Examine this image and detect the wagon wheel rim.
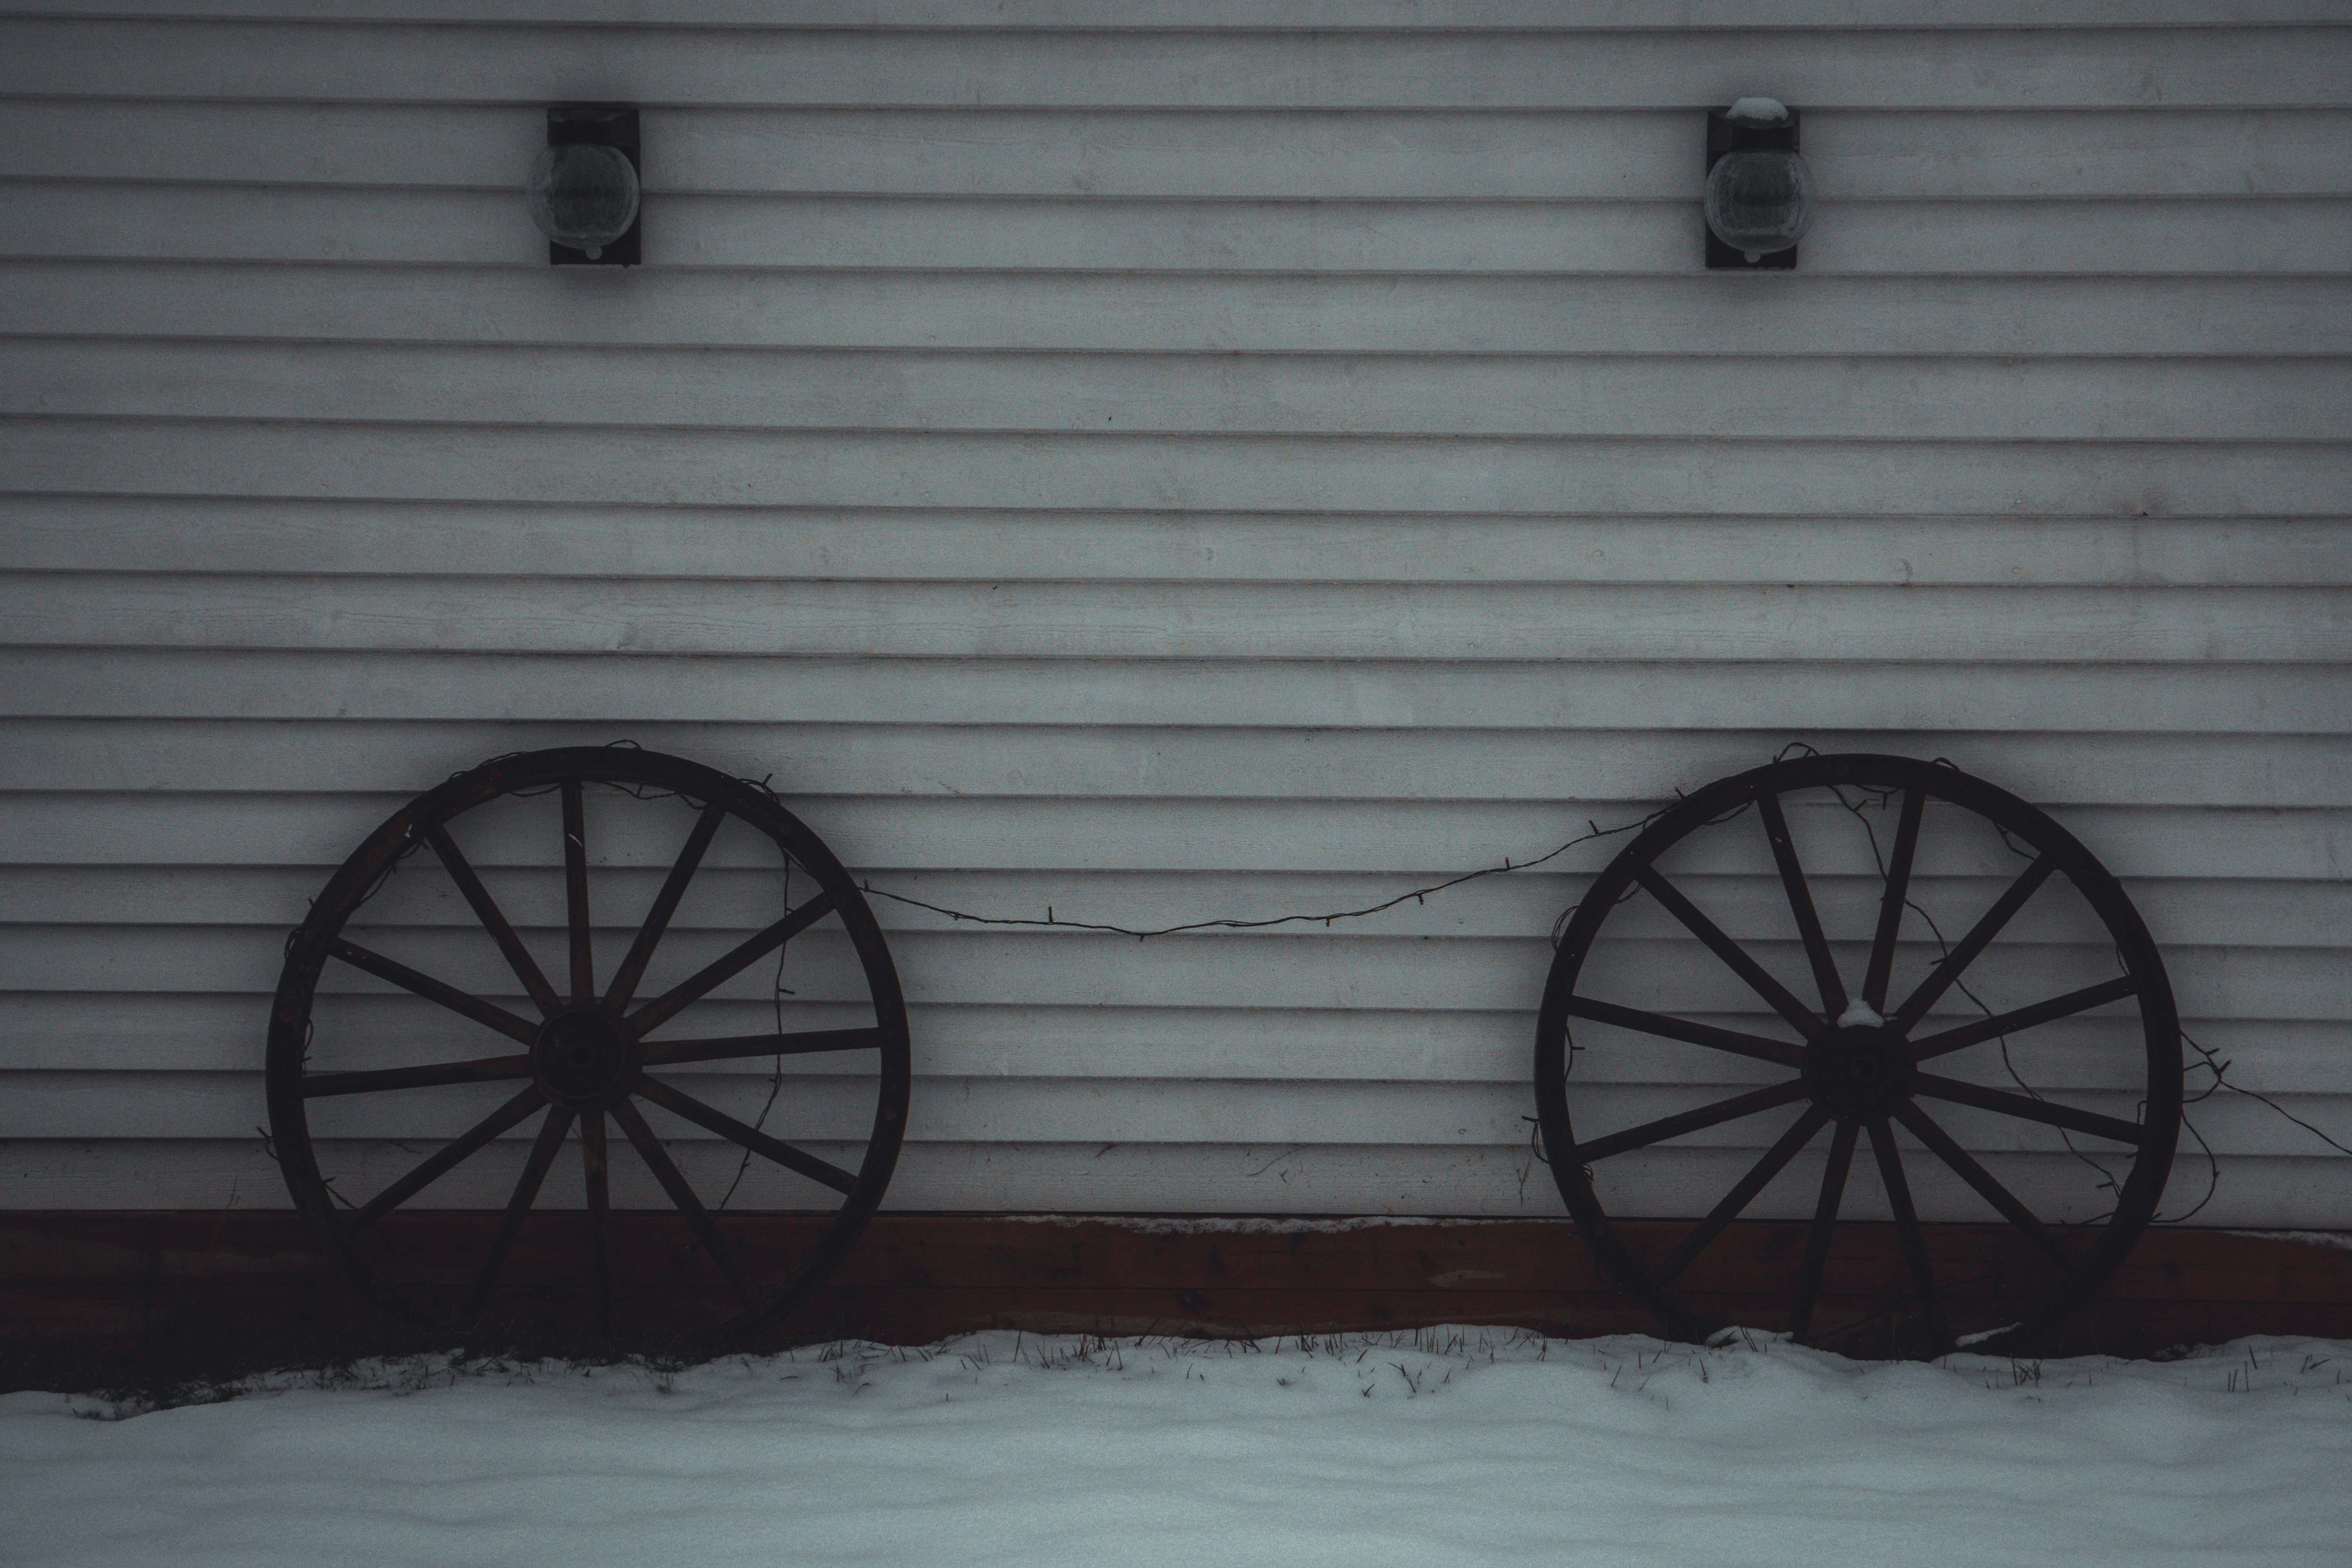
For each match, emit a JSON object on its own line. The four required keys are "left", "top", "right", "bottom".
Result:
{"left": 265, "top": 746, "right": 911, "bottom": 1349}
{"left": 1534, "top": 753, "right": 2181, "bottom": 1359}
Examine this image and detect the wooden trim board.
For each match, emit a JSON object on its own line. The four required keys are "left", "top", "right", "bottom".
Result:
{"left": 7, "top": 1212, "right": 2352, "bottom": 1385}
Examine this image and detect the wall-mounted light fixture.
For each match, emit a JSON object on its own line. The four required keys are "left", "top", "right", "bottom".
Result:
{"left": 526, "top": 103, "right": 641, "bottom": 266}
{"left": 1704, "top": 97, "right": 1812, "bottom": 270}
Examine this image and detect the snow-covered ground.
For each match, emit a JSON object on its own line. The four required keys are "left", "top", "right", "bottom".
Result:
{"left": 7, "top": 1329, "right": 2352, "bottom": 1566}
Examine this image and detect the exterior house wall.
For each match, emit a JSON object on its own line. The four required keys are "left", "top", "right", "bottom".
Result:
{"left": 1, "top": 4, "right": 2346, "bottom": 1227}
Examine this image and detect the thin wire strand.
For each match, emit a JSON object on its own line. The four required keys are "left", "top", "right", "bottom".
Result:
{"left": 857, "top": 811, "right": 1669, "bottom": 944}
{"left": 718, "top": 857, "right": 795, "bottom": 1210}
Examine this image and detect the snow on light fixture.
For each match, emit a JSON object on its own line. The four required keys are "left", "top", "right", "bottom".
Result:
{"left": 1704, "top": 97, "right": 1812, "bottom": 270}
{"left": 526, "top": 104, "right": 641, "bottom": 266}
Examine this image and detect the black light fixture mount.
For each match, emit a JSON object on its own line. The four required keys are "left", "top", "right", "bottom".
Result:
{"left": 528, "top": 103, "right": 641, "bottom": 267}
{"left": 1704, "top": 98, "right": 1812, "bottom": 271}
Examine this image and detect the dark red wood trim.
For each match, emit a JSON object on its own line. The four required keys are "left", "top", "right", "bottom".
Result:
{"left": 6, "top": 1213, "right": 2350, "bottom": 1385}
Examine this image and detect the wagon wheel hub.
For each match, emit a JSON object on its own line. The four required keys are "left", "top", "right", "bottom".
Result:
{"left": 1803, "top": 1025, "right": 1915, "bottom": 1123}
{"left": 533, "top": 1006, "right": 639, "bottom": 1109}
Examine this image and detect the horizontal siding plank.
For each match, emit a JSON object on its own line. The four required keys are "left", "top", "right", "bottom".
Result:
{"left": 5, "top": 794, "right": 2337, "bottom": 882}
{"left": 1811, "top": 107, "right": 2352, "bottom": 200}
{"left": 1, "top": 1138, "right": 2334, "bottom": 1226}
{"left": 0, "top": 1083, "right": 2318, "bottom": 1191}
{"left": 10, "top": 104, "right": 2350, "bottom": 201}
{"left": 11, "top": 992, "right": 2341, "bottom": 1094}
{"left": 0, "top": 991, "right": 2178, "bottom": 1074}
{"left": 4, "top": 722, "right": 2346, "bottom": 807}
{"left": 10, "top": 863, "right": 2341, "bottom": 951}
{"left": 7, "top": 922, "right": 2342, "bottom": 1018}
{"left": 0, "top": 1000, "right": 2265, "bottom": 1104}
{"left": 10, "top": 1072, "right": 2333, "bottom": 1160}
{"left": 6, "top": 421, "right": 2347, "bottom": 516}
{"left": 7, "top": 992, "right": 2343, "bottom": 1091}
{"left": 5, "top": 575, "right": 2343, "bottom": 662}
{"left": 3, "top": 652, "right": 2339, "bottom": 734}
{"left": 3, "top": 500, "right": 2341, "bottom": 587}
{"left": 4, "top": 22, "right": 2348, "bottom": 110}
{"left": 13, "top": 184, "right": 2350, "bottom": 274}
{"left": 9, "top": 5, "right": 2345, "bottom": 31}
{"left": 11, "top": 265, "right": 2346, "bottom": 355}
{"left": 13, "top": 342, "right": 2351, "bottom": 441}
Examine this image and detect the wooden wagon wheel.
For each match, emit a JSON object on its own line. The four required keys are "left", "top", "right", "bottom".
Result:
{"left": 266, "top": 746, "right": 910, "bottom": 1347}
{"left": 1534, "top": 753, "right": 2181, "bottom": 1357}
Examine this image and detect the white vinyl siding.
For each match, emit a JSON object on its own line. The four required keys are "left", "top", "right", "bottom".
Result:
{"left": 0, "top": 5, "right": 2345, "bottom": 1223}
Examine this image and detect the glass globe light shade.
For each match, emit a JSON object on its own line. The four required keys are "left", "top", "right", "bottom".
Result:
{"left": 525, "top": 143, "right": 640, "bottom": 258}
{"left": 1703, "top": 148, "right": 1815, "bottom": 262}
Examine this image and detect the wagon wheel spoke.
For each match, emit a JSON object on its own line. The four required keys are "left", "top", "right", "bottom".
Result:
{"left": 1572, "top": 1078, "right": 1810, "bottom": 1164}
{"left": 1891, "top": 1102, "right": 2074, "bottom": 1271}
{"left": 1861, "top": 788, "right": 1924, "bottom": 1013}
{"left": 604, "top": 801, "right": 726, "bottom": 1012}
{"left": 328, "top": 939, "right": 539, "bottom": 1045}
{"left": 1655, "top": 1106, "right": 1828, "bottom": 1285}
{"left": 1867, "top": 1118, "right": 1948, "bottom": 1349}
{"left": 581, "top": 1107, "right": 612, "bottom": 1338}
{"left": 465, "top": 1105, "right": 575, "bottom": 1319}
{"left": 1889, "top": 857, "right": 2056, "bottom": 1033}
{"left": 628, "top": 892, "right": 839, "bottom": 1037}
{"left": 1558, "top": 997, "right": 1803, "bottom": 1069}
{"left": 635, "top": 1074, "right": 859, "bottom": 1195}
{"left": 1908, "top": 976, "right": 2141, "bottom": 1065}
{"left": 562, "top": 778, "right": 594, "bottom": 1003}
{"left": 425, "top": 824, "right": 560, "bottom": 1018}
{"left": 301, "top": 1053, "right": 534, "bottom": 1098}
{"left": 1789, "top": 1118, "right": 1860, "bottom": 1340}
{"left": 349, "top": 1085, "right": 547, "bottom": 1230}
{"left": 640, "top": 1027, "right": 887, "bottom": 1068}
{"left": 1911, "top": 1072, "right": 2146, "bottom": 1147}
{"left": 1633, "top": 865, "right": 1824, "bottom": 1038}
{"left": 609, "top": 1095, "right": 751, "bottom": 1304}
{"left": 1757, "top": 792, "right": 1847, "bottom": 1019}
